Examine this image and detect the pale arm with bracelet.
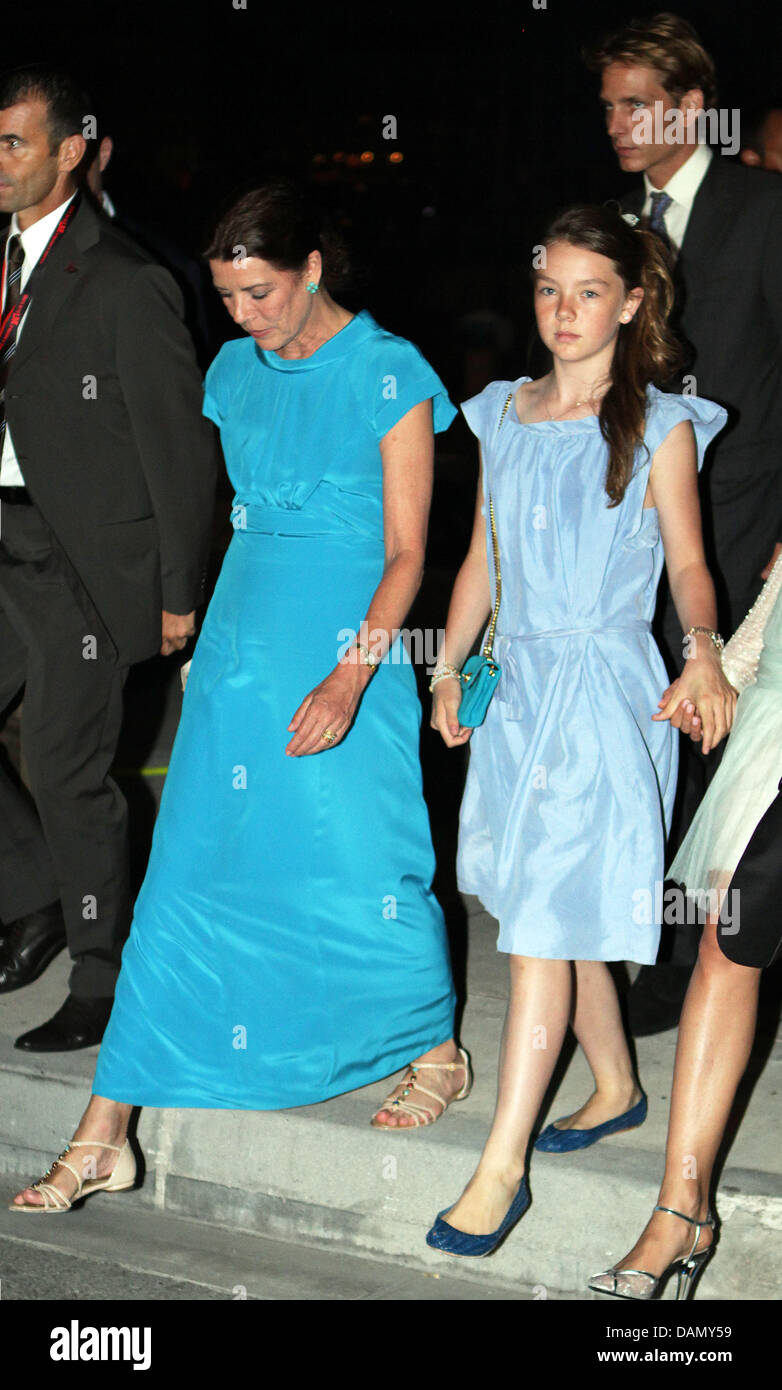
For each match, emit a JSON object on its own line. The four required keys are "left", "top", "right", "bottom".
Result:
{"left": 649, "top": 419, "right": 737, "bottom": 754}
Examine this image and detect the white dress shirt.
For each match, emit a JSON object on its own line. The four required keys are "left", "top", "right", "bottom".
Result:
{"left": 0, "top": 194, "right": 76, "bottom": 486}
{"left": 642, "top": 143, "right": 713, "bottom": 253}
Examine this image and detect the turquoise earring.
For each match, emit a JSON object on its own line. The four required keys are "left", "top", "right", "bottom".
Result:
{"left": 306, "top": 281, "right": 318, "bottom": 294}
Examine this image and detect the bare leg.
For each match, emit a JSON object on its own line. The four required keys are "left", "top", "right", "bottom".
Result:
{"left": 555, "top": 960, "right": 642, "bottom": 1129}
{"left": 11, "top": 1094, "right": 132, "bottom": 1208}
{"left": 595, "top": 917, "right": 760, "bottom": 1290}
{"left": 373, "top": 1037, "right": 465, "bottom": 1128}
{"left": 441, "top": 956, "right": 572, "bottom": 1234}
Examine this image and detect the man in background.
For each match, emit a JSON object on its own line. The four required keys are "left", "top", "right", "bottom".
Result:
{"left": 0, "top": 67, "right": 217, "bottom": 1049}
{"left": 740, "top": 103, "right": 782, "bottom": 174}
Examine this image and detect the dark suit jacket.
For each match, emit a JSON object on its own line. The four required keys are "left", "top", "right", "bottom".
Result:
{"left": 110, "top": 203, "right": 217, "bottom": 371}
{"left": 2, "top": 195, "right": 219, "bottom": 666}
{"left": 623, "top": 155, "right": 782, "bottom": 626}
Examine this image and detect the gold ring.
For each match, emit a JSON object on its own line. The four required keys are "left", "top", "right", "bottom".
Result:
{"left": 321, "top": 729, "right": 336, "bottom": 744}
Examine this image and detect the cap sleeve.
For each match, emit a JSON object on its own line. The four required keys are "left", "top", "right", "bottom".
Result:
{"left": 461, "top": 380, "right": 516, "bottom": 445}
{"left": 361, "top": 334, "right": 456, "bottom": 440}
{"left": 202, "top": 346, "right": 230, "bottom": 426}
{"left": 643, "top": 388, "right": 728, "bottom": 473}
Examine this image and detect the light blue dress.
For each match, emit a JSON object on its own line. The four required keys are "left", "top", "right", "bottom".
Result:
{"left": 457, "top": 379, "right": 727, "bottom": 963}
{"left": 94, "top": 310, "right": 457, "bottom": 1108}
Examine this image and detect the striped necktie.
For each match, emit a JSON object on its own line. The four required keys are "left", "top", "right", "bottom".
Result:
{"left": 0, "top": 235, "right": 27, "bottom": 444}
{"left": 647, "top": 191, "right": 673, "bottom": 247}
{"left": 4, "top": 234, "right": 25, "bottom": 313}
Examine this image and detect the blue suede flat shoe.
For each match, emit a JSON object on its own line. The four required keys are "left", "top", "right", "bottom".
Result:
{"left": 534, "top": 1094, "right": 647, "bottom": 1153}
{"left": 425, "top": 1176, "right": 530, "bottom": 1257}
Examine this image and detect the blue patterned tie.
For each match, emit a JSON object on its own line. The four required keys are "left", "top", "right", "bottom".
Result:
{"left": 647, "top": 191, "right": 673, "bottom": 246}
{"left": 0, "top": 235, "right": 26, "bottom": 446}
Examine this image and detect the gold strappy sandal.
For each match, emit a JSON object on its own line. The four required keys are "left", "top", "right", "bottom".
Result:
{"left": 9, "top": 1138, "right": 136, "bottom": 1213}
{"left": 370, "top": 1047, "right": 472, "bottom": 1129}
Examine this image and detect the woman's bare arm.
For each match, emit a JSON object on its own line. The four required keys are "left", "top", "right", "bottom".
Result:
{"left": 286, "top": 399, "right": 437, "bottom": 755}
{"left": 648, "top": 419, "right": 736, "bottom": 754}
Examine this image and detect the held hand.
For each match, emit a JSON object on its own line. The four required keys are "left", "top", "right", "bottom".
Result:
{"left": 286, "top": 666, "right": 365, "bottom": 756}
{"left": 679, "top": 701, "right": 703, "bottom": 741}
{"left": 161, "top": 610, "right": 196, "bottom": 656}
{"left": 430, "top": 676, "right": 473, "bottom": 747}
{"left": 652, "top": 650, "right": 737, "bottom": 755}
{"left": 654, "top": 681, "right": 700, "bottom": 737}
{"left": 657, "top": 684, "right": 703, "bottom": 741}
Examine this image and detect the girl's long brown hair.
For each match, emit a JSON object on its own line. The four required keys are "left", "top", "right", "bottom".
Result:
{"left": 539, "top": 205, "right": 684, "bottom": 506}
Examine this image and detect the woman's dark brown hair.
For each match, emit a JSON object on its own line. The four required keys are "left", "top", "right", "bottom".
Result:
{"left": 538, "top": 203, "right": 683, "bottom": 507}
{"left": 204, "top": 178, "right": 351, "bottom": 295}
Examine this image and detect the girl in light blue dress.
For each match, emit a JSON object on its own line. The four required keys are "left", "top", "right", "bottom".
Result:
{"left": 426, "top": 205, "right": 737, "bottom": 1259}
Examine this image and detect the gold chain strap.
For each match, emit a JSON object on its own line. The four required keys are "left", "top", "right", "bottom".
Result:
{"left": 483, "top": 390, "right": 513, "bottom": 658}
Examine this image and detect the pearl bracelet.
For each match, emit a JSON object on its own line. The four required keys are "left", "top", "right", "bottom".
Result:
{"left": 352, "top": 641, "right": 380, "bottom": 670}
{"left": 429, "top": 663, "right": 461, "bottom": 692}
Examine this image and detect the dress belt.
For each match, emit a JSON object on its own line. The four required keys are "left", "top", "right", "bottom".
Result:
{"left": 230, "top": 501, "right": 322, "bottom": 534}
{"left": 500, "top": 621, "right": 652, "bottom": 641}
{"left": 229, "top": 500, "right": 382, "bottom": 544}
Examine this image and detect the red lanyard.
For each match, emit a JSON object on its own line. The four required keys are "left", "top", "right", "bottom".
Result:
{"left": 0, "top": 193, "right": 80, "bottom": 354}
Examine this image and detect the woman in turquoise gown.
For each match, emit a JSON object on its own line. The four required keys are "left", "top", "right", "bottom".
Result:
{"left": 91, "top": 305, "right": 459, "bottom": 1108}
{"left": 10, "top": 182, "right": 466, "bottom": 1213}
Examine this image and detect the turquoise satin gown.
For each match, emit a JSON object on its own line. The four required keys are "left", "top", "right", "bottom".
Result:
{"left": 456, "top": 380, "right": 727, "bottom": 964}
{"left": 94, "top": 311, "right": 457, "bottom": 1108}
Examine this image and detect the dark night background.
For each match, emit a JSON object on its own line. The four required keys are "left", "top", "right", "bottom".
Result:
{"left": 8, "top": 0, "right": 775, "bottom": 554}
{"left": 10, "top": 0, "right": 782, "bottom": 380}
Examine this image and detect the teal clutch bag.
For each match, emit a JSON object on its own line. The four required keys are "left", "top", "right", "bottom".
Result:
{"left": 458, "top": 390, "right": 513, "bottom": 728}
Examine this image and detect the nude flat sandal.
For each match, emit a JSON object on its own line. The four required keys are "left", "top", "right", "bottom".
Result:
{"left": 9, "top": 1138, "right": 136, "bottom": 1213}
{"left": 370, "top": 1047, "right": 472, "bottom": 1129}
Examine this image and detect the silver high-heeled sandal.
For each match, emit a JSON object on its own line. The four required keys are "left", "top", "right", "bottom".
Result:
{"left": 588, "top": 1204, "right": 716, "bottom": 1301}
{"left": 9, "top": 1139, "right": 136, "bottom": 1213}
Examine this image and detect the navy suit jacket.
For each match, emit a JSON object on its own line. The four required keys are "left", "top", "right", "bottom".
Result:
{"left": 623, "top": 155, "right": 782, "bottom": 626}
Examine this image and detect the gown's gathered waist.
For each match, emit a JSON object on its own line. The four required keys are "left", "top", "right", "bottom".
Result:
{"left": 229, "top": 499, "right": 383, "bottom": 547}
{"left": 498, "top": 619, "right": 652, "bottom": 642}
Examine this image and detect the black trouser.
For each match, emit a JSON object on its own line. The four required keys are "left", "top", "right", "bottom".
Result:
{"left": 0, "top": 495, "right": 130, "bottom": 998}
{"left": 721, "top": 780, "right": 782, "bottom": 968}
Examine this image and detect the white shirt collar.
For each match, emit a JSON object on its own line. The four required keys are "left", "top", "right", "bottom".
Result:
{"left": 643, "top": 143, "right": 712, "bottom": 212}
{"left": 8, "top": 193, "right": 77, "bottom": 270}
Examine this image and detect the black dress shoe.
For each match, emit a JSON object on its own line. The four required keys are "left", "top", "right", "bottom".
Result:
{"left": 0, "top": 904, "right": 67, "bottom": 993}
{"left": 14, "top": 994, "right": 114, "bottom": 1052}
{"left": 627, "top": 964, "right": 693, "bottom": 1036}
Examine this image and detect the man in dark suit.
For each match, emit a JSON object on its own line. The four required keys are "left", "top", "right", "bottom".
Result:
{"left": 585, "top": 14, "right": 782, "bottom": 1033}
{"left": 0, "top": 67, "right": 218, "bottom": 1049}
